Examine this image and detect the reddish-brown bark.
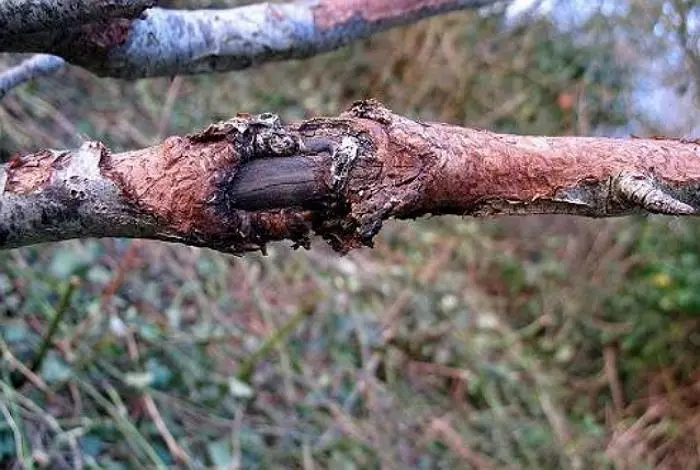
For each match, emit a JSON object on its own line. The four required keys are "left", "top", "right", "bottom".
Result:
{"left": 79, "top": 18, "right": 134, "bottom": 50}
{"left": 2, "top": 100, "right": 700, "bottom": 254}
{"left": 104, "top": 136, "right": 239, "bottom": 235}
{"left": 340, "top": 104, "right": 700, "bottom": 217}
{"left": 4, "top": 149, "right": 67, "bottom": 195}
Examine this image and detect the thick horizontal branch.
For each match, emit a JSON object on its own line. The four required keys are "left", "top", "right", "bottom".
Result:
{"left": 2, "top": 100, "right": 700, "bottom": 254}
{"left": 0, "top": 0, "right": 503, "bottom": 79}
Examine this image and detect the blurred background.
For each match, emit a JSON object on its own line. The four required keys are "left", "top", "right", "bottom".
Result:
{"left": 1, "top": 0, "right": 700, "bottom": 468}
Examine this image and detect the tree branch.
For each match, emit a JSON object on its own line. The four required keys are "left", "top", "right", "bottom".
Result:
{"left": 0, "top": 0, "right": 505, "bottom": 79}
{"left": 0, "top": 54, "right": 65, "bottom": 99}
{"left": 2, "top": 100, "right": 699, "bottom": 254}
{"left": 0, "top": 0, "right": 155, "bottom": 37}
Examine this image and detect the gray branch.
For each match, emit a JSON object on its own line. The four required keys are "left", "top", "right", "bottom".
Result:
{"left": 0, "top": 54, "right": 65, "bottom": 99}
{"left": 0, "top": 0, "right": 505, "bottom": 79}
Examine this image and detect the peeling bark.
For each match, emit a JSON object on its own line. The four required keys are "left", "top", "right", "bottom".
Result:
{"left": 2, "top": 100, "right": 700, "bottom": 254}
{"left": 0, "top": 0, "right": 501, "bottom": 79}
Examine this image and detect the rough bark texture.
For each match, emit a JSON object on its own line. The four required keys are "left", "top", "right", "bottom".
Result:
{"left": 0, "top": 0, "right": 501, "bottom": 79}
{"left": 2, "top": 100, "right": 700, "bottom": 254}
{"left": 0, "top": 0, "right": 155, "bottom": 37}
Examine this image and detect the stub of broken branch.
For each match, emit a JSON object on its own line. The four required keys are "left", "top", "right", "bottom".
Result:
{"left": 2, "top": 99, "right": 700, "bottom": 255}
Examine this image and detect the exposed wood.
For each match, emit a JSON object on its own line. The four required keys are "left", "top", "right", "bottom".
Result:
{"left": 2, "top": 100, "right": 700, "bottom": 254}
{"left": 227, "top": 157, "right": 330, "bottom": 211}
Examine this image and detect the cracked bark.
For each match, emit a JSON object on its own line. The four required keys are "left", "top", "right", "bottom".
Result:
{"left": 2, "top": 100, "right": 700, "bottom": 254}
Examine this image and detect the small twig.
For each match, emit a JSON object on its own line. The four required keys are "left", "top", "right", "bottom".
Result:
{"left": 68, "top": 382, "right": 83, "bottom": 417}
{"left": 29, "top": 276, "right": 79, "bottom": 375}
{"left": 231, "top": 407, "right": 244, "bottom": 470}
{"left": 302, "top": 440, "right": 316, "bottom": 470}
{"left": 426, "top": 415, "right": 495, "bottom": 469}
{"left": 0, "top": 54, "right": 64, "bottom": 100}
{"left": 615, "top": 171, "right": 695, "bottom": 214}
{"left": 0, "top": 377, "right": 85, "bottom": 469}
{"left": 0, "top": 403, "right": 26, "bottom": 463}
{"left": 157, "top": 76, "right": 183, "bottom": 140}
{"left": 604, "top": 344, "right": 625, "bottom": 419}
{"left": 77, "top": 376, "right": 168, "bottom": 468}
{"left": 142, "top": 394, "right": 192, "bottom": 465}
{"left": 0, "top": 337, "right": 50, "bottom": 393}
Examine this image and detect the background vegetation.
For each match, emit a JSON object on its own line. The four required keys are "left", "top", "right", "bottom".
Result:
{"left": 1, "top": 0, "right": 700, "bottom": 468}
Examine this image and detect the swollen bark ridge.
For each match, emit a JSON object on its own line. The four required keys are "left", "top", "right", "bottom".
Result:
{"left": 2, "top": 100, "right": 700, "bottom": 254}
{"left": 0, "top": 0, "right": 504, "bottom": 79}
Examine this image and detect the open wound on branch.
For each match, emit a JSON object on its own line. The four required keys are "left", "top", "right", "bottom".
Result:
{"left": 152, "top": 107, "right": 378, "bottom": 254}
{"left": 0, "top": 100, "right": 396, "bottom": 255}
{"left": 236, "top": 112, "right": 381, "bottom": 252}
